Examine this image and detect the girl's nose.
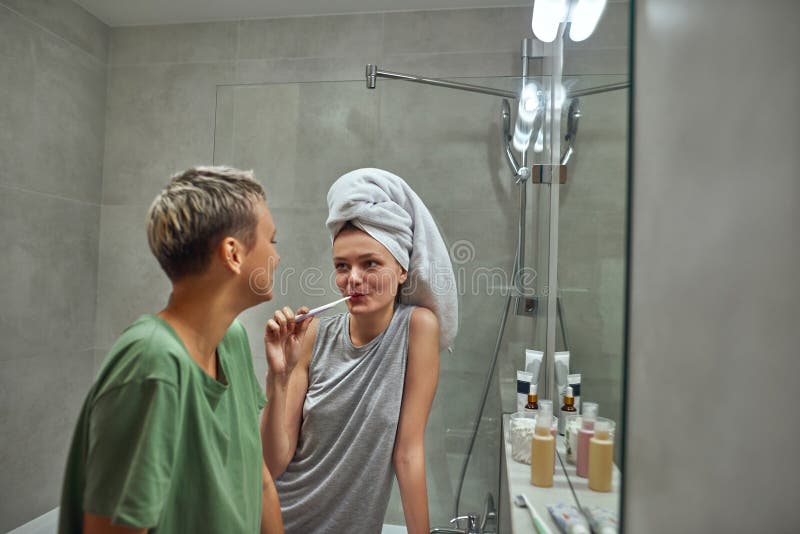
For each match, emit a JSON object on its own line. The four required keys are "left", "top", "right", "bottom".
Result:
{"left": 348, "top": 267, "right": 364, "bottom": 285}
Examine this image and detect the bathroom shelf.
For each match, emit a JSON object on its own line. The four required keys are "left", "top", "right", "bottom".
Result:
{"left": 502, "top": 414, "right": 620, "bottom": 533}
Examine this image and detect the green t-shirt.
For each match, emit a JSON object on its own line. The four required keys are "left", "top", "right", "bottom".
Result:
{"left": 59, "top": 315, "right": 267, "bottom": 533}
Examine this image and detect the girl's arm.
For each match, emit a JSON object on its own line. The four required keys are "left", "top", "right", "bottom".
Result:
{"left": 394, "top": 307, "right": 440, "bottom": 534}
{"left": 260, "top": 461, "right": 284, "bottom": 534}
{"left": 261, "top": 307, "right": 318, "bottom": 478}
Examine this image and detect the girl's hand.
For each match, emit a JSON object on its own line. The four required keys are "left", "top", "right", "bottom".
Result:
{"left": 264, "top": 306, "right": 311, "bottom": 380}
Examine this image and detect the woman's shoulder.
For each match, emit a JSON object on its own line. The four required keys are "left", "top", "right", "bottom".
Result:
{"left": 408, "top": 306, "right": 438, "bottom": 338}
{"left": 406, "top": 307, "right": 440, "bottom": 372}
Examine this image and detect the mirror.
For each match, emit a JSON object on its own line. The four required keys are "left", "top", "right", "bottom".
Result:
{"left": 2, "top": 1, "right": 630, "bottom": 532}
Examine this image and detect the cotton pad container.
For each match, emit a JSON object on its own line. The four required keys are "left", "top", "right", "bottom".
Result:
{"left": 509, "top": 412, "right": 537, "bottom": 464}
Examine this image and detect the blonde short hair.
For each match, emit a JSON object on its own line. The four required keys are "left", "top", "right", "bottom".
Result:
{"left": 146, "top": 166, "right": 266, "bottom": 281}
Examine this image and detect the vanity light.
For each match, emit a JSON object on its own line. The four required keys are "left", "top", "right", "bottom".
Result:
{"left": 531, "top": 0, "right": 569, "bottom": 43}
{"left": 568, "top": 0, "right": 608, "bottom": 42}
{"left": 531, "top": 0, "right": 608, "bottom": 43}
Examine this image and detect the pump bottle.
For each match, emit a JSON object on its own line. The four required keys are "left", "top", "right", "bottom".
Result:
{"left": 530, "top": 403, "right": 555, "bottom": 487}
{"left": 576, "top": 402, "right": 599, "bottom": 478}
{"left": 588, "top": 419, "right": 614, "bottom": 492}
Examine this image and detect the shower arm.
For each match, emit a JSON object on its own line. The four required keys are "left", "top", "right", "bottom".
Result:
{"left": 365, "top": 65, "right": 630, "bottom": 101}
{"left": 366, "top": 64, "right": 628, "bottom": 179}
{"left": 366, "top": 65, "right": 517, "bottom": 99}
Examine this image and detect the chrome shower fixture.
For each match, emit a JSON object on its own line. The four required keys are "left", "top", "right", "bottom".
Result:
{"left": 501, "top": 99, "right": 530, "bottom": 182}
{"left": 512, "top": 82, "right": 545, "bottom": 153}
{"left": 561, "top": 97, "right": 581, "bottom": 165}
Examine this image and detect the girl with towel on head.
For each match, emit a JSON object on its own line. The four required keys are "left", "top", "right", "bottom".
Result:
{"left": 261, "top": 168, "right": 458, "bottom": 534}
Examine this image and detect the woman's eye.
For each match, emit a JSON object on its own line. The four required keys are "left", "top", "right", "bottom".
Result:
{"left": 367, "top": 260, "right": 379, "bottom": 268}
{"left": 335, "top": 263, "right": 348, "bottom": 271}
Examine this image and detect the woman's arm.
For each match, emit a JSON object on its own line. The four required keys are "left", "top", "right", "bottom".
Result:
{"left": 83, "top": 513, "right": 147, "bottom": 534}
{"left": 394, "top": 307, "right": 440, "bottom": 534}
{"left": 261, "top": 307, "right": 317, "bottom": 478}
{"left": 260, "top": 461, "right": 284, "bottom": 534}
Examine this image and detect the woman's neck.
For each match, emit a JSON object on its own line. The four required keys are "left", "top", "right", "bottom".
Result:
{"left": 157, "top": 283, "right": 239, "bottom": 378}
{"left": 348, "top": 302, "right": 396, "bottom": 347}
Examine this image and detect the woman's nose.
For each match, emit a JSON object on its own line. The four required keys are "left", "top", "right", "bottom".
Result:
{"left": 348, "top": 267, "right": 364, "bottom": 285}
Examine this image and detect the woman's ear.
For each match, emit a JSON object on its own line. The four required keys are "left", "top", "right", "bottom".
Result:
{"left": 221, "top": 237, "right": 243, "bottom": 274}
{"left": 399, "top": 269, "right": 408, "bottom": 284}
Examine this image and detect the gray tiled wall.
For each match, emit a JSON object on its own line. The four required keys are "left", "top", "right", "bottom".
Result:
{"left": 0, "top": 0, "right": 108, "bottom": 530}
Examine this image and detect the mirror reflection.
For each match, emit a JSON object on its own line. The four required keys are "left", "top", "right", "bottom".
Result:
{"left": 2, "top": 1, "right": 629, "bottom": 533}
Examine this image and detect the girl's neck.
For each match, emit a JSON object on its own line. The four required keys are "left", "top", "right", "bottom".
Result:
{"left": 348, "top": 302, "right": 396, "bottom": 347}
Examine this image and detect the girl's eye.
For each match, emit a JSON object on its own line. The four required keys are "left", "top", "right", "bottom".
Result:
{"left": 367, "top": 260, "right": 379, "bottom": 268}
{"left": 335, "top": 263, "right": 348, "bottom": 271}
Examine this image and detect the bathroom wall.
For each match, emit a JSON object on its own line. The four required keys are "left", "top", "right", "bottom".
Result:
{"left": 0, "top": 0, "right": 108, "bottom": 530}
{"left": 627, "top": 0, "right": 800, "bottom": 531}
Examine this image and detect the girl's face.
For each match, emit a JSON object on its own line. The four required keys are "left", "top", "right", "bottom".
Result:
{"left": 332, "top": 227, "right": 407, "bottom": 315}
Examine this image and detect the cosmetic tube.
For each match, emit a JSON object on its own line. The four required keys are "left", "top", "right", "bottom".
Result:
{"left": 584, "top": 506, "right": 618, "bottom": 534}
{"left": 554, "top": 351, "right": 570, "bottom": 396}
{"left": 546, "top": 503, "right": 590, "bottom": 534}
{"left": 526, "top": 349, "right": 544, "bottom": 385}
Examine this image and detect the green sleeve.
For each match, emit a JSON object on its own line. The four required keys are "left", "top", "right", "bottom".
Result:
{"left": 83, "top": 379, "right": 180, "bottom": 528}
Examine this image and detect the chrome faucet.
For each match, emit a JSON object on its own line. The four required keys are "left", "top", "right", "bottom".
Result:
{"left": 430, "top": 513, "right": 478, "bottom": 534}
{"left": 431, "top": 493, "right": 496, "bottom": 534}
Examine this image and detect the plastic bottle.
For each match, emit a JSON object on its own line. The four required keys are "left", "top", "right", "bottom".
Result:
{"left": 538, "top": 399, "right": 557, "bottom": 473}
{"left": 530, "top": 403, "right": 555, "bottom": 487}
{"left": 576, "top": 401, "right": 598, "bottom": 478}
{"left": 558, "top": 386, "right": 577, "bottom": 435}
{"left": 588, "top": 419, "right": 614, "bottom": 492}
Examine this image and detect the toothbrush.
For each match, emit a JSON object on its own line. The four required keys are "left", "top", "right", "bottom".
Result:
{"left": 514, "top": 494, "right": 553, "bottom": 534}
{"left": 294, "top": 296, "right": 351, "bottom": 322}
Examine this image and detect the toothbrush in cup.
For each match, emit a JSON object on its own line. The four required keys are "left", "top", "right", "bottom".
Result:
{"left": 294, "top": 296, "right": 351, "bottom": 322}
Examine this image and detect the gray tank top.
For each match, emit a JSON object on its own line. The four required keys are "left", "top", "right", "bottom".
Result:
{"left": 275, "top": 303, "right": 414, "bottom": 533}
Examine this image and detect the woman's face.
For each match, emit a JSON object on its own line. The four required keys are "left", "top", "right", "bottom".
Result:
{"left": 332, "top": 227, "right": 407, "bottom": 315}
{"left": 242, "top": 199, "right": 280, "bottom": 301}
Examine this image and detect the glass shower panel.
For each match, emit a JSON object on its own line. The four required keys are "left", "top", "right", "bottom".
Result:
{"left": 213, "top": 76, "right": 556, "bottom": 530}
{"left": 555, "top": 73, "right": 629, "bottom": 519}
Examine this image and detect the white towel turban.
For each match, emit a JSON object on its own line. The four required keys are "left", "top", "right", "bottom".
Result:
{"left": 326, "top": 168, "right": 458, "bottom": 352}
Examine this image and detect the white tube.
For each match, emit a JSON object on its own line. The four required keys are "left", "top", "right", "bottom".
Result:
{"left": 525, "top": 349, "right": 544, "bottom": 385}
{"left": 554, "top": 351, "right": 570, "bottom": 396}
{"left": 546, "top": 503, "right": 590, "bottom": 534}
{"left": 584, "top": 506, "right": 618, "bottom": 534}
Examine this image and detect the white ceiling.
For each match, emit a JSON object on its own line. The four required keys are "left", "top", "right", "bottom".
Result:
{"left": 73, "top": 0, "right": 528, "bottom": 27}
